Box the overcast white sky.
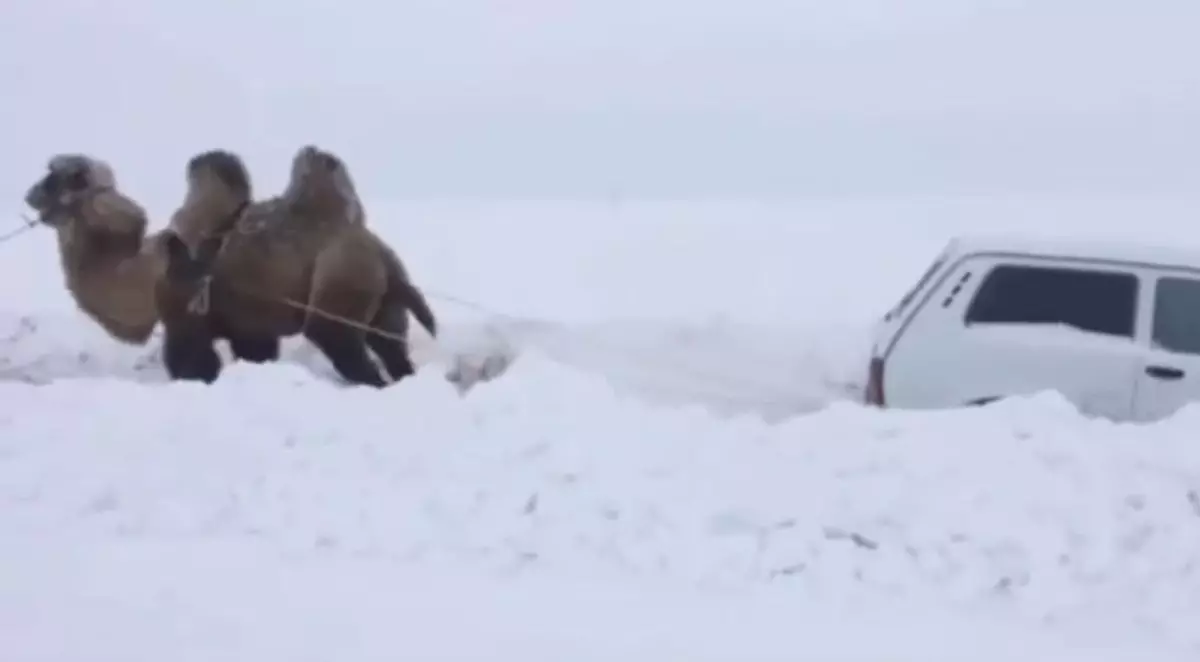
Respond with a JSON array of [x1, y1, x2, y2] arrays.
[[1, 0, 1198, 205]]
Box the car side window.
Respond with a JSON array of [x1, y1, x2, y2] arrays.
[[964, 263, 1138, 338], [1152, 276, 1200, 355]]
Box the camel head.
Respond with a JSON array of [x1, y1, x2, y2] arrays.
[[24, 154, 117, 228]]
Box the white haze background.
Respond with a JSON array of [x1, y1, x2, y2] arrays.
[[3, 1, 1200, 660], [2, 0, 1198, 207]]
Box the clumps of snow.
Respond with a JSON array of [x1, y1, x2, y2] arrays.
[[11, 198, 1200, 657], [3, 357, 1200, 653], [503, 315, 872, 420], [0, 309, 521, 391], [0, 310, 874, 418]]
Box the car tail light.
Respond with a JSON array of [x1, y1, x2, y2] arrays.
[[865, 357, 886, 407]]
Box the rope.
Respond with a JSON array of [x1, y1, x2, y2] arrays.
[[186, 277, 421, 347], [248, 286, 415, 346], [0, 215, 37, 245], [415, 290, 810, 406], [189, 278, 806, 406]]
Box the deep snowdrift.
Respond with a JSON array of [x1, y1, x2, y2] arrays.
[[6, 197, 1200, 658], [3, 356, 1200, 655], [0, 310, 869, 419], [3, 537, 1187, 662]]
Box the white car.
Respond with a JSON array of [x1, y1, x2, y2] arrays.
[[866, 233, 1200, 423]]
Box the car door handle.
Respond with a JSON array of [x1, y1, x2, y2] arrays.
[[1145, 365, 1185, 380]]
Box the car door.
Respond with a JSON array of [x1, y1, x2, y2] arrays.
[[885, 255, 1144, 420], [954, 257, 1145, 420], [1132, 271, 1200, 422]]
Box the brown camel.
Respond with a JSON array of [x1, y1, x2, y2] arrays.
[[159, 144, 437, 387], [23, 154, 170, 345], [22, 150, 268, 349]]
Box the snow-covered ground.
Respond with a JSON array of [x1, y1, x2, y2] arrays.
[[4, 196, 1200, 659]]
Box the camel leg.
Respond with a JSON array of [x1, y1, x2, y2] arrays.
[[303, 281, 387, 388], [303, 241, 390, 388], [206, 313, 280, 364], [365, 304, 416, 383], [305, 317, 385, 388], [161, 323, 222, 384], [227, 335, 281, 364]]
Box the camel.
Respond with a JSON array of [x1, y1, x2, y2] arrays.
[[157, 145, 437, 387]]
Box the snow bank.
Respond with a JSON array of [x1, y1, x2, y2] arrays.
[[1, 537, 1184, 662], [3, 356, 1200, 655], [7, 197, 1200, 658], [0, 310, 871, 418], [11, 196, 1198, 417]]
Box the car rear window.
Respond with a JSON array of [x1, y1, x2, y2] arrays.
[[1152, 276, 1200, 354], [964, 263, 1139, 338]]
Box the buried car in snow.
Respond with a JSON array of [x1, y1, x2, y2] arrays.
[[865, 233, 1200, 423]]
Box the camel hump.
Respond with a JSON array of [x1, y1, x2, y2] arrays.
[[170, 148, 254, 249], [283, 145, 363, 228], [187, 149, 251, 201]]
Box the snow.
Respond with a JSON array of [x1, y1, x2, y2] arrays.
[[5, 544, 1193, 662], [3, 197, 1200, 659], [6, 0, 1200, 653], [4, 542, 1184, 662]]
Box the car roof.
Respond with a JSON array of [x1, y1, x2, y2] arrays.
[[944, 232, 1200, 271]]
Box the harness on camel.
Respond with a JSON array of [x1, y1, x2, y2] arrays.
[[169, 200, 251, 316]]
